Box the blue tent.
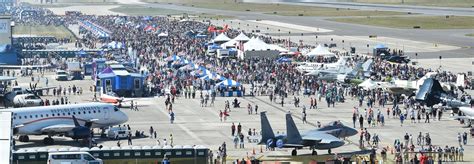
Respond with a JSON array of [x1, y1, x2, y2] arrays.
[[374, 44, 387, 49], [200, 73, 226, 81], [277, 57, 292, 63], [217, 79, 241, 87]]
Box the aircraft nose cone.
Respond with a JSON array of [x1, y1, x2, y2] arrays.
[[348, 127, 358, 136], [117, 111, 129, 124]]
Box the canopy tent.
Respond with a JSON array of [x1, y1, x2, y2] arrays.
[[200, 73, 226, 81], [243, 37, 271, 51], [107, 41, 123, 49], [276, 57, 292, 63], [213, 33, 231, 43], [221, 39, 237, 48], [157, 32, 168, 37], [216, 79, 241, 87], [305, 44, 335, 57], [374, 44, 388, 49], [233, 32, 250, 42], [267, 44, 288, 52]]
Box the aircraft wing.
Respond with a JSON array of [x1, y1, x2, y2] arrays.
[[302, 132, 342, 144], [0, 76, 16, 81], [452, 116, 474, 120], [122, 98, 141, 102], [35, 86, 57, 91], [41, 124, 76, 133]]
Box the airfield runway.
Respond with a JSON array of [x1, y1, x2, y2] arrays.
[[13, 69, 474, 162]]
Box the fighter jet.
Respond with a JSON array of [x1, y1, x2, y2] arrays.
[[296, 57, 348, 74], [305, 59, 373, 83], [259, 112, 358, 156]]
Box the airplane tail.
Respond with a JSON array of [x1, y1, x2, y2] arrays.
[[348, 61, 363, 77], [286, 113, 303, 145], [415, 78, 445, 107], [259, 111, 275, 145], [361, 59, 373, 77]]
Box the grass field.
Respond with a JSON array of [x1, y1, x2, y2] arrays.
[[466, 33, 474, 37], [328, 16, 474, 29], [337, 0, 474, 8], [13, 24, 75, 39], [143, 0, 407, 17]]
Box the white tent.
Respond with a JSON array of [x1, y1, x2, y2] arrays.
[[267, 44, 288, 52], [233, 32, 250, 42], [305, 44, 335, 57], [157, 32, 168, 37], [213, 33, 231, 43], [221, 39, 237, 48], [243, 37, 270, 51]]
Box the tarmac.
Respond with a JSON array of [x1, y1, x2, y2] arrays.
[[12, 69, 474, 162]]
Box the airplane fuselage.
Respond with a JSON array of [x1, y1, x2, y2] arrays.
[[5, 103, 128, 135]]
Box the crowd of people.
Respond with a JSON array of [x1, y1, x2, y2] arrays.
[[7, 3, 474, 164]]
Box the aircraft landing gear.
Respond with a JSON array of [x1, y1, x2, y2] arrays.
[[291, 149, 297, 156], [312, 150, 317, 155], [19, 135, 29, 142], [328, 149, 332, 154], [43, 137, 54, 145]]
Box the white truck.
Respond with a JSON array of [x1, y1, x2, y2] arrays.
[[107, 126, 130, 140], [48, 152, 103, 164]]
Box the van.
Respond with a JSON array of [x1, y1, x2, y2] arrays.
[[56, 70, 71, 81], [107, 126, 130, 139], [48, 152, 103, 164]]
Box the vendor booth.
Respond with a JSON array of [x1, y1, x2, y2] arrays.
[[217, 79, 242, 97]]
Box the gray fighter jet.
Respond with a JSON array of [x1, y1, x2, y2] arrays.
[[259, 112, 358, 156]]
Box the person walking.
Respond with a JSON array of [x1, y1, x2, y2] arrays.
[[231, 123, 236, 136]]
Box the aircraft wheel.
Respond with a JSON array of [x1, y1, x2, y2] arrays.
[[18, 135, 24, 142], [291, 149, 297, 156], [21, 135, 30, 142], [43, 137, 54, 145], [312, 150, 317, 155], [328, 149, 332, 154]]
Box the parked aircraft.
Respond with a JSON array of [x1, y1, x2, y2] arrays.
[[3, 84, 55, 108], [259, 112, 357, 156], [358, 72, 438, 96], [416, 78, 469, 108], [453, 107, 474, 127], [6, 103, 128, 145], [305, 59, 373, 82], [296, 57, 347, 74]]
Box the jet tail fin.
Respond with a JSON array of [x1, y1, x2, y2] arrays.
[[259, 111, 275, 145], [415, 78, 445, 107], [286, 113, 303, 145], [348, 61, 363, 77], [72, 115, 80, 127]]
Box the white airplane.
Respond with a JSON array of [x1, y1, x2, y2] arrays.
[[296, 57, 347, 73], [358, 72, 438, 95], [453, 107, 474, 127], [12, 94, 44, 107], [6, 102, 128, 145]]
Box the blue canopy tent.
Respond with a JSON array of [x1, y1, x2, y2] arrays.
[[217, 79, 241, 87], [374, 44, 388, 49], [200, 73, 226, 81], [277, 57, 292, 63]]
